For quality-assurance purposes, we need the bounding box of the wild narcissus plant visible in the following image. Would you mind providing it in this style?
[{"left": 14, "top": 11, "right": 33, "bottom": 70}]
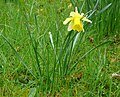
[{"left": 63, "top": 7, "right": 92, "bottom": 32}]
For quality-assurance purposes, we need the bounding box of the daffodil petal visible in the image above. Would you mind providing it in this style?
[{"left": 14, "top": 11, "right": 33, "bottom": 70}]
[
  {"left": 68, "top": 21, "right": 73, "bottom": 31},
  {"left": 63, "top": 18, "right": 72, "bottom": 25},
  {"left": 82, "top": 17, "right": 92, "bottom": 23},
  {"left": 75, "top": 7, "right": 78, "bottom": 13},
  {"left": 81, "top": 13, "right": 84, "bottom": 16},
  {"left": 70, "top": 12, "right": 76, "bottom": 16},
  {"left": 83, "top": 28, "right": 84, "bottom": 32}
]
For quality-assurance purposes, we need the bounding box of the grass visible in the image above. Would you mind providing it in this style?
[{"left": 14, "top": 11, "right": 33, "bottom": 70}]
[{"left": 0, "top": 0, "right": 120, "bottom": 97}]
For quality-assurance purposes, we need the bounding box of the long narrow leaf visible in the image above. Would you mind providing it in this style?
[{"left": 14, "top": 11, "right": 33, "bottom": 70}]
[
  {"left": 96, "top": 3, "right": 112, "bottom": 15},
  {"left": 0, "top": 32, "right": 36, "bottom": 78},
  {"left": 68, "top": 41, "right": 112, "bottom": 74},
  {"left": 24, "top": 9, "right": 41, "bottom": 76}
]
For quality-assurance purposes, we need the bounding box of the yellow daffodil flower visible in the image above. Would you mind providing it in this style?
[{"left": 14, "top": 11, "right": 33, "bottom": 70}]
[{"left": 63, "top": 7, "right": 92, "bottom": 32}]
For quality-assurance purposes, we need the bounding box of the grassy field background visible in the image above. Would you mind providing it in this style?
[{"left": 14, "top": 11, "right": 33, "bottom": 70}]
[{"left": 0, "top": 0, "right": 120, "bottom": 97}]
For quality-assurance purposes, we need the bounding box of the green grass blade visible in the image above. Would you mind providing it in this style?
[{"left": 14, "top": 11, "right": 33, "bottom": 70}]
[
  {"left": 24, "top": 9, "right": 41, "bottom": 77},
  {"left": 96, "top": 3, "right": 112, "bottom": 15},
  {"left": 68, "top": 41, "right": 112, "bottom": 74},
  {"left": 0, "top": 32, "right": 36, "bottom": 78}
]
